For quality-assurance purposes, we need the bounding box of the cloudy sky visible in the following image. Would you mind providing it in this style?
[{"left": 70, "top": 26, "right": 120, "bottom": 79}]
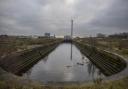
[{"left": 0, "top": 0, "right": 128, "bottom": 36}]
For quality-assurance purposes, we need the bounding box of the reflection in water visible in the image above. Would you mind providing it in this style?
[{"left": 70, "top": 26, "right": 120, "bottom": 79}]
[
  {"left": 71, "top": 43, "right": 72, "bottom": 60},
  {"left": 23, "top": 43, "right": 104, "bottom": 83},
  {"left": 87, "top": 60, "right": 103, "bottom": 81},
  {"left": 42, "top": 56, "right": 48, "bottom": 63},
  {"left": 87, "top": 61, "right": 96, "bottom": 80},
  {"left": 25, "top": 68, "right": 32, "bottom": 80},
  {"left": 70, "top": 43, "right": 73, "bottom": 60}
]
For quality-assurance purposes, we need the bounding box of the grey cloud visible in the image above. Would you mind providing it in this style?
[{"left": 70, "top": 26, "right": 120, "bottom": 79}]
[
  {"left": 86, "top": 0, "right": 128, "bottom": 35},
  {"left": 0, "top": 0, "right": 128, "bottom": 36}
]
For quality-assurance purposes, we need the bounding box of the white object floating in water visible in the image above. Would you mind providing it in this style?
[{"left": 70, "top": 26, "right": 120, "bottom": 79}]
[
  {"left": 77, "top": 62, "right": 84, "bottom": 66},
  {"left": 65, "top": 65, "right": 72, "bottom": 68}
]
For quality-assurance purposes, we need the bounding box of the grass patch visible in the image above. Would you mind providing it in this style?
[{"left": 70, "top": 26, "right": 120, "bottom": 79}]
[{"left": 0, "top": 77, "right": 128, "bottom": 89}]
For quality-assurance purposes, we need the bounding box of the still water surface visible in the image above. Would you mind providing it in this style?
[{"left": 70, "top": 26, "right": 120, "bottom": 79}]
[{"left": 23, "top": 43, "right": 104, "bottom": 83}]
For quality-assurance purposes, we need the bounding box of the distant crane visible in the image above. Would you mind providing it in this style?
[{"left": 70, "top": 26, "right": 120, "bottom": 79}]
[
  {"left": 70, "top": 19, "right": 73, "bottom": 60},
  {"left": 71, "top": 19, "right": 73, "bottom": 40}
]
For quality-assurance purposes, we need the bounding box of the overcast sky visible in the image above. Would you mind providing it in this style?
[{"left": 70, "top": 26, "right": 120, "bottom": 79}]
[{"left": 0, "top": 0, "right": 128, "bottom": 36}]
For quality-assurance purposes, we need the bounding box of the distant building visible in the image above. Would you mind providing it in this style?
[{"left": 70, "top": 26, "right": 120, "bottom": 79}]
[
  {"left": 97, "top": 33, "right": 106, "bottom": 38},
  {"left": 31, "top": 35, "right": 39, "bottom": 39},
  {"left": 44, "top": 33, "right": 50, "bottom": 38},
  {"left": 17, "top": 36, "right": 31, "bottom": 39},
  {"left": 54, "top": 34, "right": 56, "bottom": 38},
  {"left": 64, "top": 35, "right": 72, "bottom": 42},
  {"left": 38, "top": 36, "right": 45, "bottom": 39},
  {"left": 0, "top": 35, "right": 8, "bottom": 39}
]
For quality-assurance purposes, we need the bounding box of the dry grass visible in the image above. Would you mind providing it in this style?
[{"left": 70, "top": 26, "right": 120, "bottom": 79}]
[{"left": 0, "top": 77, "right": 128, "bottom": 89}]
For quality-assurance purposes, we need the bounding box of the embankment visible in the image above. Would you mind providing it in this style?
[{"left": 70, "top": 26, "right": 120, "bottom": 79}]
[
  {"left": 0, "top": 40, "right": 61, "bottom": 75},
  {"left": 74, "top": 41, "right": 127, "bottom": 76}
]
